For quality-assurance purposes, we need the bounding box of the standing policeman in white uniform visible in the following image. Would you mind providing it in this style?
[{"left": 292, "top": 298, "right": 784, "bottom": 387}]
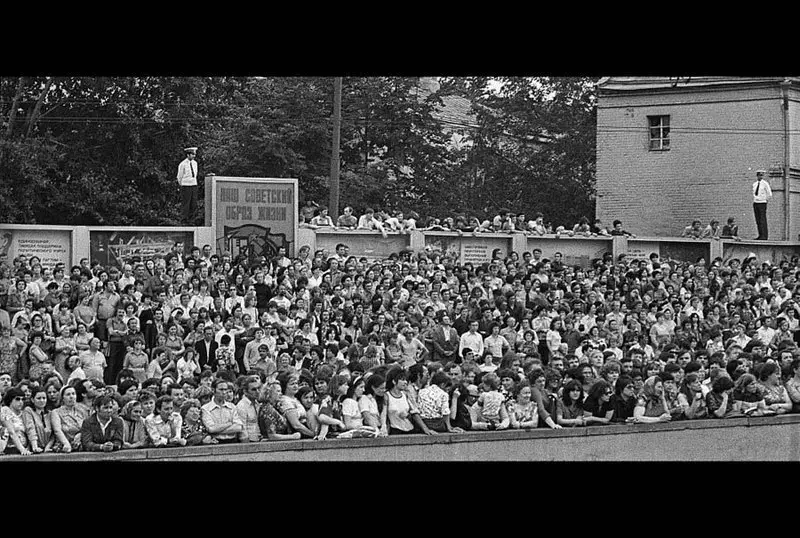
[
  {"left": 752, "top": 169, "right": 772, "bottom": 240},
  {"left": 177, "top": 147, "right": 199, "bottom": 224}
]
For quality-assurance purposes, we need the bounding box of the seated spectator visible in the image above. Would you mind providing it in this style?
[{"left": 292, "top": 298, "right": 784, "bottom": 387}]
[
  {"left": 527, "top": 213, "right": 547, "bottom": 236},
  {"left": 308, "top": 206, "right": 335, "bottom": 228},
  {"left": 294, "top": 386, "right": 320, "bottom": 437},
  {"left": 179, "top": 398, "right": 216, "bottom": 446},
  {"left": 417, "top": 371, "right": 459, "bottom": 433},
  {"left": 676, "top": 373, "right": 708, "bottom": 419},
  {"left": 610, "top": 219, "right": 636, "bottom": 238},
  {"left": 335, "top": 206, "right": 357, "bottom": 229},
  {"left": 275, "top": 370, "right": 316, "bottom": 439},
  {"left": 357, "top": 207, "right": 382, "bottom": 231},
  {"left": 755, "top": 362, "right": 793, "bottom": 414},
  {"left": 507, "top": 381, "right": 539, "bottom": 429},
  {"left": 383, "top": 367, "right": 431, "bottom": 435},
  {"left": 706, "top": 375, "right": 739, "bottom": 419},
  {"left": 731, "top": 373, "right": 773, "bottom": 416},
  {"left": 632, "top": 376, "right": 671, "bottom": 423},
  {"left": 1, "top": 388, "right": 31, "bottom": 455},
  {"left": 720, "top": 216, "right": 740, "bottom": 240},
  {"left": 699, "top": 219, "right": 721, "bottom": 239},
  {"left": 582, "top": 379, "right": 614, "bottom": 425},
  {"left": 22, "top": 387, "right": 52, "bottom": 453},
  {"left": 785, "top": 358, "right": 800, "bottom": 413},
  {"left": 257, "top": 378, "right": 301, "bottom": 441},
  {"left": 50, "top": 385, "right": 86, "bottom": 453},
  {"left": 120, "top": 400, "right": 148, "bottom": 449},
  {"left": 681, "top": 220, "right": 704, "bottom": 238},
  {"left": 201, "top": 378, "right": 244, "bottom": 443},
  {"left": 591, "top": 218, "right": 611, "bottom": 236},
  {"left": 382, "top": 211, "right": 407, "bottom": 233},
  {"left": 80, "top": 394, "right": 124, "bottom": 452},
  {"left": 556, "top": 379, "right": 586, "bottom": 427},
  {"left": 609, "top": 376, "right": 636, "bottom": 422},
  {"left": 146, "top": 395, "right": 185, "bottom": 447},
  {"left": 403, "top": 211, "right": 419, "bottom": 231},
  {"left": 567, "top": 216, "right": 589, "bottom": 236}
]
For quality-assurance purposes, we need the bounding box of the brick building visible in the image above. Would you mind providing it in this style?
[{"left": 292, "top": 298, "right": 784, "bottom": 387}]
[{"left": 596, "top": 76, "right": 800, "bottom": 240}]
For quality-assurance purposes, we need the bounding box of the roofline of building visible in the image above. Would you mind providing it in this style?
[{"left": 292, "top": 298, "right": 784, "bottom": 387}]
[{"left": 597, "top": 76, "right": 800, "bottom": 97}]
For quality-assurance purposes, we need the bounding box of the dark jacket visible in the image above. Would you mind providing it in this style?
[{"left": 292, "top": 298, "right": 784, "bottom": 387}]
[
  {"left": 80, "top": 414, "right": 124, "bottom": 451},
  {"left": 430, "top": 325, "right": 459, "bottom": 363},
  {"left": 195, "top": 338, "right": 219, "bottom": 370}
]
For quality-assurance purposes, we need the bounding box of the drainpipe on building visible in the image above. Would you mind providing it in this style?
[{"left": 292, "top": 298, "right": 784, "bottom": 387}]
[{"left": 781, "top": 78, "right": 791, "bottom": 241}]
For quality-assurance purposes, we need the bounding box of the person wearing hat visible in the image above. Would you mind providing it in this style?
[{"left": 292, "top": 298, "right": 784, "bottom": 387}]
[
  {"left": 752, "top": 169, "right": 772, "bottom": 240},
  {"left": 177, "top": 147, "right": 199, "bottom": 224}
]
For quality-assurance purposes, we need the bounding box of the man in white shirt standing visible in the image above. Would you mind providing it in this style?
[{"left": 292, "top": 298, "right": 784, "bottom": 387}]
[
  {"left": 752, "top": 169, "right": 772, "bottom": 240},
  {"left": 177, "top": 147, "right": 199, "bottom": 225}
]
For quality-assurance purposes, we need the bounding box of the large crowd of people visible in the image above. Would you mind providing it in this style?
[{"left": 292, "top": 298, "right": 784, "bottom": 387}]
[{"left": 1, "top": 226, "right": 799, "bottom": 456}]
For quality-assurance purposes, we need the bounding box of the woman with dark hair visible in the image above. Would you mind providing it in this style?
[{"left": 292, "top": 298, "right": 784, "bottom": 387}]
[
  {"left": 582, "top": 379, "right": 614, "bottom": 425},
  {"left": 1, "top": 388, "right": 31, "bottom": 454},
  {"left": 294, "top": 386, "right": 320, "bottom": 438},
  {"left": 676, "top": 373, "right": 708, "bottom": 420},
  {"left": 529, "top": 368, "right": 563, "bottom": 429},
  {"left": 384, "top": 366, "right": 432, "bottom": 435},
  {"left": 23, "top": 386, "right": 52, "bottom": 453},
  {"left": 610, "top": 376, "right": 637, "bottom": 422},
  {"left": 756, "top": 361, "right": 793, "bottom": 414},
  {"left": 50, "top": 384, "right": 85, "bottom": 452},
  {"left": 632, "top": 376, "right": 671, "bottom": 423},
  {"left": 27, "top": 331, "right": 51, "bottom": 382},
  {"left": 359, "top": 373, "right": 387, "bottom": 435},
  {"left": 706, "top": 375, "right": 738, "bottom": 419},
  {"left": 180, "top": 398, "right": 217, "bottom": 446},
  {"left": 275, "top": 369, "right": 316, "bottom": 439},
  {"left": 556, "top": 379, "right": 586, "bottom": 427},
  {"left": 43, "top": 380, "right": 61, "bottom": 411},
  {"left": 258, "top": 378, "right": 301, "bottom": 441},
  {"left": 732, "top": 373, "right": 772, "bottom": 416},
  {"left": 341, "top": 376, "right": 368, "bottom": 431},
  {"left": 507, "top": 381, "right": 538, "bottom": 429}
]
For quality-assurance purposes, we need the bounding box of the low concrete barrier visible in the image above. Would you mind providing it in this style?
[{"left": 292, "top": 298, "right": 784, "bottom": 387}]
[{"left": 8, "top": 414, "right": 799, "bottom": 462}]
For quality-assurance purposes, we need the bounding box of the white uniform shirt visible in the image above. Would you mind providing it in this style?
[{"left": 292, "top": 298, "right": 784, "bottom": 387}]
[
  {"left": 753, "top": 179, "right": 772, "bottom": 203},
  {"left": 177, "top": 157, "right": 198, "bottom": 187}
]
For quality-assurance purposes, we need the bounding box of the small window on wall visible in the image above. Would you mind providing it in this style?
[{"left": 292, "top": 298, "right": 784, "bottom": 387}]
[{"left": 648, "top": 115, "right": 670, "bottom": 151}]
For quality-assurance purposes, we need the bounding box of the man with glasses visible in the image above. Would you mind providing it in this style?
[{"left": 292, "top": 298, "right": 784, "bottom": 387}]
[
  {"left": 201, "top": 379, "right": 244, "bottom": 444},
  {"left": 236, "top": 376, "right": 262, "bottom": 442}
]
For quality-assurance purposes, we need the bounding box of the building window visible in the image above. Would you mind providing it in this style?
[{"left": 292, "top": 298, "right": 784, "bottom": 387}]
[{"left": 648, "top": 115, "right": 670, "bottom": 151}]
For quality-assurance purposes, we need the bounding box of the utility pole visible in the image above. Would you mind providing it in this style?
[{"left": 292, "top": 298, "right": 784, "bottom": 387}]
[{"left": 329, "top": 77, "right": 342, "bottom": 220}]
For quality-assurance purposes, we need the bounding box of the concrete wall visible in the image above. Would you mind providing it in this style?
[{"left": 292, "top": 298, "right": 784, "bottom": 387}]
[
  {"left": 13, "top": 414, "right": 800, "bottom": 462},
  {"left": 0, "top": 224, "right": 215, "bottom": 268},
  {"left": 597, "top": 82, "right": 792, "bottom": 240}
]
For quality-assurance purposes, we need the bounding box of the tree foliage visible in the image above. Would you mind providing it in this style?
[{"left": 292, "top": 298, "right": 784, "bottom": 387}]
[{"left": 0, "top": 76, "right": 597, "bottom": 228}]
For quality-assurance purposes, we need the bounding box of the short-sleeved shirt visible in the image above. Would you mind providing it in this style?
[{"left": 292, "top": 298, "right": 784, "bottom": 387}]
[
  {"left": 417, "top": 385, "right": 450, "bottom": 420},
  {"left": 342, "top": 398, "right": 362, "bottom": 427}
]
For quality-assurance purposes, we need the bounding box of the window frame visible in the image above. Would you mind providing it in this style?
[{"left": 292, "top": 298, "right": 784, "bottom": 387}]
[{"left": 648, "top": 115, "right": 670, "bottom": 151}]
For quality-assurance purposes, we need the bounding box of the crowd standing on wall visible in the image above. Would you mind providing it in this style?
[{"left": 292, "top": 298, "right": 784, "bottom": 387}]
[{"left": 2, "top": 209, "right": 799, "bottom": 456}]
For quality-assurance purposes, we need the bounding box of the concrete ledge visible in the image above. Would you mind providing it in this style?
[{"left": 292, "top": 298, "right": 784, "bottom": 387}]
[{"left": 7, "top": 414, "right": 800, "bottom": 462}]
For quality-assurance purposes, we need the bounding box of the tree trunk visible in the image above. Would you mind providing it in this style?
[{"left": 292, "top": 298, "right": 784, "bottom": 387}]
[
  {"left": 6, "top": 76, "right": 26, "bottom": 137},
  {"left": 26, "top": 77, "right": 53, "bottom": 137}
]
